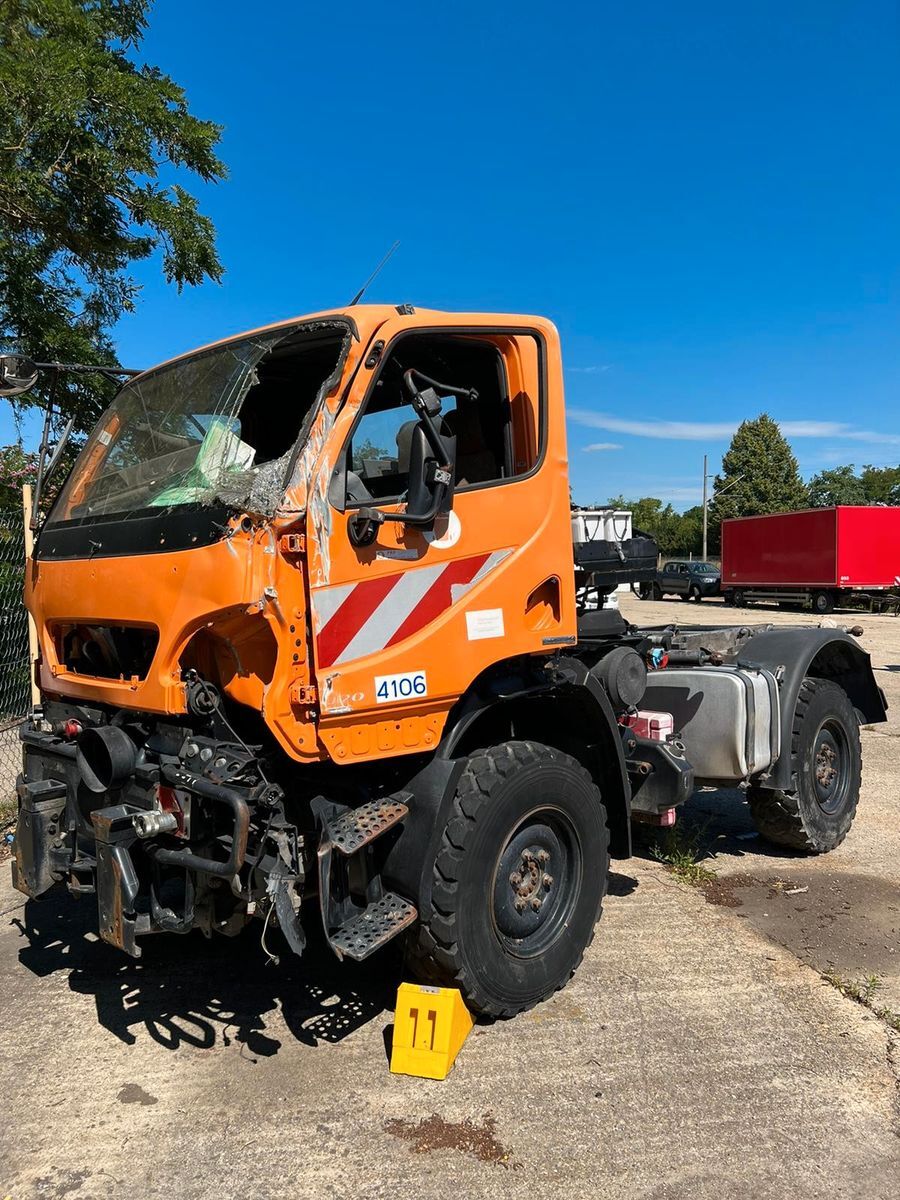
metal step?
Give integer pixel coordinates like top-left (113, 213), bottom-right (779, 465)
top-left (329, 892), bottom-right (418, 961)
top-left (326, 795), bottom-right (409, 857)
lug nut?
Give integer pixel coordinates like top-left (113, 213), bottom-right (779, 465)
top-left (515, 897), bottom-right (527, 913)
top-left (537, 849), bottom-right (550, 863)
top-left (509, 871), bottom-right (522, 886)
top-left (543, 874), bottom-right (554, 888)
top-left (530, 897), bottom-right (543, 911)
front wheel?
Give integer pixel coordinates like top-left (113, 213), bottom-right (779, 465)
top-left (747, 678), bottom-right (861, 853)
top-left (407, 742), bottom-right (609, 1016)
top-left (689, 585), bottom-right (703, 603)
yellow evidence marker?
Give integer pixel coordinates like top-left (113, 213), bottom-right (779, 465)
top-left (390, 982), bottom-right (474, 1079)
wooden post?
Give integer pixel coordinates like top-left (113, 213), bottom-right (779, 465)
top-left (21, 484), bottom-right (40, 707)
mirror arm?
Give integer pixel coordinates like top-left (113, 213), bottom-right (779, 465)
top-left (347, 479), bottom-right (451, 548)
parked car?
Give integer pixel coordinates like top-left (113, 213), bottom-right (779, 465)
top-left (640, 560), bottom-right (721, 602)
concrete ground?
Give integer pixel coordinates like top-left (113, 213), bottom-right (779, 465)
top-left (1, 594), bottom-right (898, 1199)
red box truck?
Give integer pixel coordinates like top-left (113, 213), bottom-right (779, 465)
top-left (721, 506), bottom-right (900, 614)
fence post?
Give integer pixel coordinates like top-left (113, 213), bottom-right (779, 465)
top-left (22, 484), bottom-right (40, 708)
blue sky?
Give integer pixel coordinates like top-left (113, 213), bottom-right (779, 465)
top-left (6, 0), bottom-right (900, 508)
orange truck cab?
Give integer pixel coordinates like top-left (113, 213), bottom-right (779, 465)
top-left (10, 305), bottom-right (886, 1015)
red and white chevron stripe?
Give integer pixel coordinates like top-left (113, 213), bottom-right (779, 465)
top-left (312, 549), bottom-right (511, 667)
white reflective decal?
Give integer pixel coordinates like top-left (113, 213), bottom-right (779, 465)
top-left (466, 608), bottom-right (505, 640)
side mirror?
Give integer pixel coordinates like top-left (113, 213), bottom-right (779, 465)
top-left (0, 354), bottom-right (38, 398)
top-left (349, 420), bottom-right (456, 548)
top-left (405, 421), bottom-right (456, 520)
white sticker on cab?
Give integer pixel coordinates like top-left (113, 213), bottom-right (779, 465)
top-left (374, 671), bottom-right (427, 704)
top-left (466, 608), bottom-right (505, 640)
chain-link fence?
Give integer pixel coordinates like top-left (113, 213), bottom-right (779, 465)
top-left (0, 504), bottom-right (29, 822)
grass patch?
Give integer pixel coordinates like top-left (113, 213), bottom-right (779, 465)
top-left (651, 822), bottom-right (718, 887)
top-left (823, 969), bottom-right (900, 1033)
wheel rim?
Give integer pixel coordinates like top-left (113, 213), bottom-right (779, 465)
top-left (812, 720), bottom-right (850, 813)
top-left (814, 593), bottom-right (829, 613)
top-left (491, 808), bottom-right (582, 958)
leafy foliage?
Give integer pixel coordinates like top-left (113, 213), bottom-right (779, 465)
top-left (708, 414), bottom-right (808, 547)
top-left (0, 442), bottom-right (38, 508)
top-left (351, 437), bottom-right (391, 473)
top-left (0, 0), bottom-right (226, 432)
top-left (860, 464), bottom-right (900, 505)
top-left (807, 464), bottom-right (868, 507)
top-left (807, 463), bottom-right (900, 507)
top-left (604, 495), bottom-right (704, 556)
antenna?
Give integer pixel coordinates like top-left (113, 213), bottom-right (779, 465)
top-left (348, 240), bottom-right (400, 306)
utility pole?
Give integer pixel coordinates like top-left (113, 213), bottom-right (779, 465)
top-left (703, 457), bottom-right (743, 561)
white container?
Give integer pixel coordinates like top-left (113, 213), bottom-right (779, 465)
top-left (571, 509), bottom-right (633, 546)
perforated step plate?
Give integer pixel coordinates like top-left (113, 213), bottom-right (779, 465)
top-left (330, 892), bottom-right (418, 961)
top-left (326, 797), bottom-right (409, 857)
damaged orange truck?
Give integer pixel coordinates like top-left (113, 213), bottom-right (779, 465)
top-left (6, 306), bottom-right (887, 1015)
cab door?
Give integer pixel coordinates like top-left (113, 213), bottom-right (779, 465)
top-left (303, 314), bottom-right (574, 764)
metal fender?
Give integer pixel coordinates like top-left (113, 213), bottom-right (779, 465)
top-left (738, 627), bottom-right (887, 791)
top-left (380, 660), bottom-right (634, 920)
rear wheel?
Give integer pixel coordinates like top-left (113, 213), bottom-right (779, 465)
top-left (747, 678), bottom-right (861, 853)
top-left (407, 742), bottom-right (609, 1016)
top-left (733, 589), bottom-right (747, 608)
top-left (811, 589), bottom-right (835, 615)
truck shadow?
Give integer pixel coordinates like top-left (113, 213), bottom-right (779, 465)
top-left (630, 788), bottom-right (806, 867)
top-left (12, 892), bottom-right (401, 1055)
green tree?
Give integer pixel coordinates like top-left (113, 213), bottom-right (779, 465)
top-left (606, 495), bottom-right (684, 554)
top-left (860, 464), bottom-right (900, 505)
top-left (351, 437), bottom-right (391, 472)
top-left (708, 414), bottom-right (807, 546)
top-left (673, 504), bottom-right (704, 556)
top-left (807, 464), bottom-right (867, 507)
top-left (0, 0), bottom-right (226, 432)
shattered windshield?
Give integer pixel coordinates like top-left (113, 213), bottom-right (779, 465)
top-left (47, 324), bottom-right (347, 525)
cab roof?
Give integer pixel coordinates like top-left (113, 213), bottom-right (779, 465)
top-left (130, 304), bottom-right (555, 382)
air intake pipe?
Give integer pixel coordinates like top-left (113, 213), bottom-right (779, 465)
top-left (75, 725), bottom-right (138, 794)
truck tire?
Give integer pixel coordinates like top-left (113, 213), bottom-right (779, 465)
top-left (747, 678), bottom-right (861, 853)
top-left (407, 741), bottom-right (609, 1017)
top-left (811, 590), bottom-right (834, 615)
top-left (733, 589), bottom-right (747, 608)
